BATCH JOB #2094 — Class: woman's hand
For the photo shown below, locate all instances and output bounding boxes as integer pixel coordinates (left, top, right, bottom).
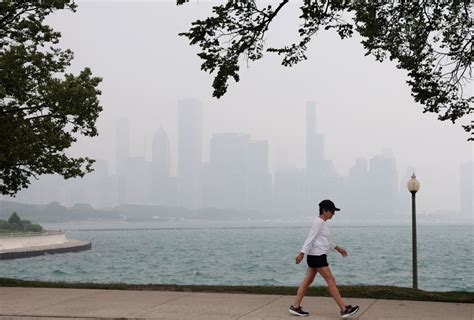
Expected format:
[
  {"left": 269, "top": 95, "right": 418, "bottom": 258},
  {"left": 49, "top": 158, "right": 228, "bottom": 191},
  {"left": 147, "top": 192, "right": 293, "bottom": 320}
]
[
  {"left": 336, "top": 246, "right": 348, "bottom": 257},
  {"left": 295, "top": 252, "right": 304, "bottom": 264}
]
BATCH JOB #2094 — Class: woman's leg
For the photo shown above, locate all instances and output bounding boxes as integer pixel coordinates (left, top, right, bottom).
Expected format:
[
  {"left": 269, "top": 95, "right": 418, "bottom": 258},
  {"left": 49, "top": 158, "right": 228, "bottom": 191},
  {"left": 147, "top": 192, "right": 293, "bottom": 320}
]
[
  {"left": 316, "top": 266, "right": 346, "bottom": 310},
  {"left": 293, "top": 267, "right": 317, "bottom": 307}
]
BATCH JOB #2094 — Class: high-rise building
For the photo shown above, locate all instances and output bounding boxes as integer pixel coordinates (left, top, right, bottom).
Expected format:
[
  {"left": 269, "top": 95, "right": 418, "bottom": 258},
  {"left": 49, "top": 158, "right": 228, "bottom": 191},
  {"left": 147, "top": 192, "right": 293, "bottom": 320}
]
[
  {"left": 124, "top": 157, "right": 151, "bottom": 205},
  {"left": 343, "top": 158, "right": 369, "bottom": 218},
  {"left": 306, "top": 101, "right": 324, "bottom": 176},
  {"left": 78, "top": 159, "right": 111, "bottom": 208},
  {"left": 204, "top": 133, "right": 249, "bottom": 210},
  {"left": 460, "top": 161, "right": 473, "bottom": 217},
  {"left": 273, "top": 168, "right": 305, "bottom": 216},
  {"left": 246, "top": 140, "right": 271, "bottom": 213},
  {"left": 115, "top": 118, "right": 130, "bottom": 205},
  {"left": 201, "top": 133, "right": 271, "bottom": 213},
  {"left": 305, "top": 101, "right": 326, "bottom": 214},
  {"left": 152, "top": 128, "right": 170, "bottom": 178},
  {"left": 151, "top": 128, "right": 173, "bottom": 205},
  {"left": 367, "top": 151, "right": 398, "bottom": 218},
  {"left": 177, "top": 99, "right": 202, "bottom": 209},
  {"left": 115, "top": 118, "right": 130, "bottom": 176}
]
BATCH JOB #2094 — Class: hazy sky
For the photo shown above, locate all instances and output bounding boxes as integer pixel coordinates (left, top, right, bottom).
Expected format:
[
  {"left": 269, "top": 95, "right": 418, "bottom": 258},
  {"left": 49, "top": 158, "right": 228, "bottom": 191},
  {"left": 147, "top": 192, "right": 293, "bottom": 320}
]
[{"left": 40, "top": 0, "right": 472, "bottom": 212}]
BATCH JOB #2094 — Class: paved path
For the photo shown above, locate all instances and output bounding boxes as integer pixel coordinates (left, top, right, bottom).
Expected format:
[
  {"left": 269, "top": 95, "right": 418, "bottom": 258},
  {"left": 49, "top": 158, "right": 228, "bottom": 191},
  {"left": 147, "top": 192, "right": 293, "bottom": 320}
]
[{"left": 0, "top": 287, "right": 472, "bottom": 319}]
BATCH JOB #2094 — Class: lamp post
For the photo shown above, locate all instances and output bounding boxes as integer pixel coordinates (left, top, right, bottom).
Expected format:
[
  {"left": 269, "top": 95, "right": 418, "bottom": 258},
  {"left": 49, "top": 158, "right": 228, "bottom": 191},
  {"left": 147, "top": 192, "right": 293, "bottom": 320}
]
[{"left": 407, "top": 173, "right": 420, "bottom": 289}]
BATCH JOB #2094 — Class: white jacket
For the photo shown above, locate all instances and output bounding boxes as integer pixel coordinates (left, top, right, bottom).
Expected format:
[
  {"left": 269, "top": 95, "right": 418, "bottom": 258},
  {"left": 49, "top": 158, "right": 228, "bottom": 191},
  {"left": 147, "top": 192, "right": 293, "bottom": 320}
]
[{"left": 300, "top": 217, "right": 336, "bottom": 255}]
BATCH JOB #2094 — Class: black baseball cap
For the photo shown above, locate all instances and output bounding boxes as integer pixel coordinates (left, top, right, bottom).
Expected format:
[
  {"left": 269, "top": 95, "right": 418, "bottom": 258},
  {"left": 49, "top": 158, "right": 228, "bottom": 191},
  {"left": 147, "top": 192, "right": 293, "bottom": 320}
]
[{"left": 319, "top": 199, "right": 340, "bottom": 212}]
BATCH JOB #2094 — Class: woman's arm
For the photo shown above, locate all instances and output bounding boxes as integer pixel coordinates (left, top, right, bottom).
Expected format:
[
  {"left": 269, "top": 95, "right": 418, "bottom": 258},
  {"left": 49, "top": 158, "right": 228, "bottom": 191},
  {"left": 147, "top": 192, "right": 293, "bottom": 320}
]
[
  {"left": 295, "top": 252, "right": 304, "bottom": 264},
  {"left": 335, "top": 245, "right": 348, "bottom": 257}
]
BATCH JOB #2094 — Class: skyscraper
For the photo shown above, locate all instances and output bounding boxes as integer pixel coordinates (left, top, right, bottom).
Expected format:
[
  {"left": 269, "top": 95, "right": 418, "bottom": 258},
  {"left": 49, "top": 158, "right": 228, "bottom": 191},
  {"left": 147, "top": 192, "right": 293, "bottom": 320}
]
[
  {"left": 247, "top": 140, "right": 271, "bottom": 213},
  {"left": 273, "top": 168, "right": 305, "bottom": 216},
  {"left": 306, "top": 101, "right": 324, "bottom": 176},
  {"left": 367, "top": 151, "right": 398, "bottom": 218},
  {"left": 115, "top": 118, "right": 130, "bottom": 204},
  {"left": 151, "top": 128, "right": 172, "bottom": 205},
  {"left": 201, "top": 133, "right": 271, "bottom": 213},
  {"left": 205, "top": 133, "right": 249, "bottom": 210},
  {"left": 305, "top": 101, "right": 326, "bottom": 214},
  {"left": 124, "top": 156, "right": 151, "bottom": 204},
  {"left": 343, "top": 158, "right": 369, "bottom": 218},
  {"left": 152, "top": 128, "right": 170, "bottom": 178},
  {"left": 177, "top": 99, "right": 202, "bottom": 209},
  {"left": 115, "top": 118, "right": 130, "bottom": 176}
]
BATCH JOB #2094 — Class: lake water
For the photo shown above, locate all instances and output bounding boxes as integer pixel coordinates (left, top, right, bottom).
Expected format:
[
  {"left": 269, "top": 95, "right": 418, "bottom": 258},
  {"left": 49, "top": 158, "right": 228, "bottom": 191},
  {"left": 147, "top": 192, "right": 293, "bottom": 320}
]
[{"left": 1, "top": 221, "right": 472, "bottom": 292}]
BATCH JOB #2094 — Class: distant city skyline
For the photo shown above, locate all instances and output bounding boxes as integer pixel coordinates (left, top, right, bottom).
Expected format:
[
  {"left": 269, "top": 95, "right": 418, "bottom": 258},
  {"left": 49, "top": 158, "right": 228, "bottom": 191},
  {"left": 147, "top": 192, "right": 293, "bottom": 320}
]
[
  {"left": 0, "top": 1, "right": 471, "bottom": 215},
  {"left": 3, "top": 99, "right": 472, "bottom": 220}
]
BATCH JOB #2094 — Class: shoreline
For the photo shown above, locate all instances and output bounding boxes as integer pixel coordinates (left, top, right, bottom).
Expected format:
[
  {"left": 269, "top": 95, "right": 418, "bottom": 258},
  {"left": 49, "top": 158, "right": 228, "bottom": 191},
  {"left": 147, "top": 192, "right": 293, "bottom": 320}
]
[
  {"left": 0, "top": 231, "right": 91, "bottom": 259},
  {"left": 0, "top": 240, "right": 91, "bottom": 259},
  {"left": 42, "top": 220, "right": 474, "bottom": 228},
  {"left": 1, "top": 277, "right": 472, "bottom": 304}
]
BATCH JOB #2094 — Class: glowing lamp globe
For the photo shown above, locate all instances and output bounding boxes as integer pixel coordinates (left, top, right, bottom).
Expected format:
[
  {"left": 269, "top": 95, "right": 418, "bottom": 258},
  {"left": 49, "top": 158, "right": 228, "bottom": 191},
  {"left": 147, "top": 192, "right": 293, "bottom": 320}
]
[{"left": 407, "top": 173, "right": 420, "bottom": 193}]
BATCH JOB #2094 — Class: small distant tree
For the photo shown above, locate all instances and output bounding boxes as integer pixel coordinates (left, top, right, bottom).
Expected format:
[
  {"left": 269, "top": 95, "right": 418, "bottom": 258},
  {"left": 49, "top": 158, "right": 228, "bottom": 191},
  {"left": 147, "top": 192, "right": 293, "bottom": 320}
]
[
  {"left": 7, "top": 212, "right": 21, "bottom": 225},
  {"left": 20, "top": 218, "right": 43, "bottom": 232},
  {"left": 2, "top": 212, "right": 43, "bottom": 232}
]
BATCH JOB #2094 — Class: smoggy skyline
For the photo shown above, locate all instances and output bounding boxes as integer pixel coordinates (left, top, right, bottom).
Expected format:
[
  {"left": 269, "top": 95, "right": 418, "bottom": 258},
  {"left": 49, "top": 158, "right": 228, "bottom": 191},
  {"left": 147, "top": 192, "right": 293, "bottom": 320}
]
[{"left": 5, "top": 1, "right": 472, "bottom": 213}]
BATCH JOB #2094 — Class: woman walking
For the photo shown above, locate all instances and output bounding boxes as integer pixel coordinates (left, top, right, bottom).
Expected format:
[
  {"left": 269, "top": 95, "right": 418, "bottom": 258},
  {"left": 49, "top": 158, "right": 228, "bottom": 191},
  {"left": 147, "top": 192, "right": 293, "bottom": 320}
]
[{"left": 289, "top": 199, "right": 360, "bottom": 318}]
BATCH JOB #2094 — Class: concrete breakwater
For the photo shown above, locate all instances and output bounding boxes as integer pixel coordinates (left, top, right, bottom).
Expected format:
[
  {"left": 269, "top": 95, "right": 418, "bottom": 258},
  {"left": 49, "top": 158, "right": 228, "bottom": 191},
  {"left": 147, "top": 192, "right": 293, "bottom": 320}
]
[{"left": 0, "top": 231, "right": 91, "bottom": 259}]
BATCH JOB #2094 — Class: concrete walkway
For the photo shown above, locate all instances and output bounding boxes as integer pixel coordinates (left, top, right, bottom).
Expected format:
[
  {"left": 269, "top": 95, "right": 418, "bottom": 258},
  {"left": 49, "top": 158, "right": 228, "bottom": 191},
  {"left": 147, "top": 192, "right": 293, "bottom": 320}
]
[{"left": 0, "top": 287, "right": 472, "bottom": 319}]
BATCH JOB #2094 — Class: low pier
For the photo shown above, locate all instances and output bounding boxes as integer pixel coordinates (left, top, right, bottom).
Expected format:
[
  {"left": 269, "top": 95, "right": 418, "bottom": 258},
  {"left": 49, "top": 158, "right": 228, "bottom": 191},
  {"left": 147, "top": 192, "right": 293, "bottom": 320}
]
[{"left": 0, "top": 231, "right": 91, "bottom": 259}]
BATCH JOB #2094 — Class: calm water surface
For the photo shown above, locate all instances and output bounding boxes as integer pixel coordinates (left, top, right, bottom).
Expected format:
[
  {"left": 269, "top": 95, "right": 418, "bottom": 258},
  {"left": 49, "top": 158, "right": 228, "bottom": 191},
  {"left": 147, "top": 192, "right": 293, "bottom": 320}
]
[{"left": 1, "top": 222, "right": 472, "bottom": 292}]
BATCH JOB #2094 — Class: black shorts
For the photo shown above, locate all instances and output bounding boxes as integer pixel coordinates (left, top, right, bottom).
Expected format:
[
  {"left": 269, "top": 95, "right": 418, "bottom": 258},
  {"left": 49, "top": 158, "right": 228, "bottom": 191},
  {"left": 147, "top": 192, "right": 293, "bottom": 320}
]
[{"left": 307, "top": 254, "right": 329, "bottom": 268}]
